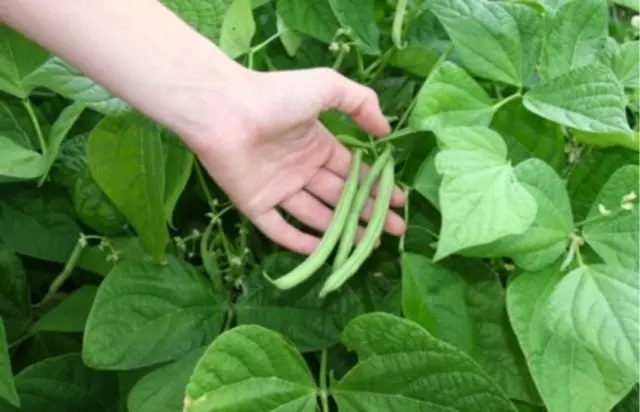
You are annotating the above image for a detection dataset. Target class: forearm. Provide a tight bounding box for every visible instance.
[0,0,247,141]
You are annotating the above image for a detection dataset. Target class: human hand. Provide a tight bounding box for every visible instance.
[187,67,407,255]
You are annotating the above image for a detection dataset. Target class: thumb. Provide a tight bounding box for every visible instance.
[308,68,391,137]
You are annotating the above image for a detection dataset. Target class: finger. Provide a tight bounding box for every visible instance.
[279,191,334,234]
[305,168,406,236]
[319,133,406,207]
[252,209,320,255]
[310,68,390,136]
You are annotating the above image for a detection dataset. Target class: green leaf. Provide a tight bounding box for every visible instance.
[461,158,573,271]
[52,134,127,236]
[612,0,639,11]
[25,57,129,116]
[0,318,19,408]
[412,148,441,207]
[546,264,639,379]
[408,61,495,131]
[34,285,97,333]
[128,347,206,412]
[0,26,49,98]
[0,100,38,150]
[235,252,366,353]
[276,12,303,56]
[0,247,31,342]
[567,147,638,221]
[523,63,630,133]
[389,45,440,78]
[13,353,119,412]
[87,111,168,261]
[0,186,81,264]
[161,132,193,228]
[328,0,380,55]
[490,99,565,172]
[538,0,608,81]
[219,0,256,59]
[612,41,639,89]
[401,253,540,403]
[613,386,639,412]
[0,136,45,181]
[583,165,639,271]
[184,325,317,412]
[507,265,637,412]
[162,0,234,42]
[277,0,341,44]
[331,312,518,411]
[83,255,225,370]
[39,102,85,185]
[432,127,538,260]
[427,0,543,86]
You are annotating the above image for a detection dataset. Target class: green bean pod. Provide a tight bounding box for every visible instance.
[333,146,392,269]
[263,149,363,290]
[319,151,395,298]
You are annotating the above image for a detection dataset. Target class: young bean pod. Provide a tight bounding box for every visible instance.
[263,149,363,290]
[333,146,392,269]
[319,150,395,298]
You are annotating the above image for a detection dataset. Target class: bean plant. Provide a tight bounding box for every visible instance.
[0,0,638,411]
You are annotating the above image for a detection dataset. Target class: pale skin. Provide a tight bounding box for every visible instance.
[0,0,406,255]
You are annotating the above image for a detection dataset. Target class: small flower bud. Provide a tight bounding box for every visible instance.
[621,202,634,211]
[622,191,637,203]
[329,42,340,52]
[598,204,611,216]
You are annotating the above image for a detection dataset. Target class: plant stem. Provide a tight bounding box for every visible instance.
[319,349,330,412]
[365,47,396,85]
[194,161,215,211]
[22,98,47,157]
[399,185,411,253]
[375,127,415,144]
[37,236,86,307]
[250,31,282,55]
[492,91,523,111]
[332,48,347,71]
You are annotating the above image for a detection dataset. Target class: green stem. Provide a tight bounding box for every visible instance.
[37,236,86,307]
[319,349,330,412]
[399,185,411,253]
[23,98,47,157]
[332,48,347,71]
[492,92,523,111]
[375,127,415,144]
[394,94,418,132]
[365,48,396,85]
[194,161,215,211]
[250,31,282,55]
[574,208,625,227]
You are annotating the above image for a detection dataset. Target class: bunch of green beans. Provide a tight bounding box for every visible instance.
[264,144,395,298]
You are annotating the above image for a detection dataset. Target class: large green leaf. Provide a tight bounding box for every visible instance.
[34,285,97,333]
[219,0,256,59]
[331,312,518,411]
[162,0,234,42]
[0,136,45,181]
[128,347,206,412]
[52,134,127,236]
[412,148,441,207]
[328,0,380,54]
[0,26,49,98]
[0,247,31,342]
[0,318,19,408]
[546,264,639,380]
[432,127,538,260]
[38,102,85,185]
[83,255,225,370]
[523,63,630,133]
[277,0,341,44]
[401,253,539,403]
[236,252,365,353]
[507,265,637,412]
[567,147,638,221]
[25,57,129,116]
[0,100,38,150]
[612,41,639,89]
[408,61,494,131]
[583,165,639,271]
[13,354,119,412]
[427,0,542,86]
[184,325,317,412]
[87,111,168,261]
[538,0,608,81]
[161,131,193,228]
[461,158,573,271]
[490,99,565,172]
